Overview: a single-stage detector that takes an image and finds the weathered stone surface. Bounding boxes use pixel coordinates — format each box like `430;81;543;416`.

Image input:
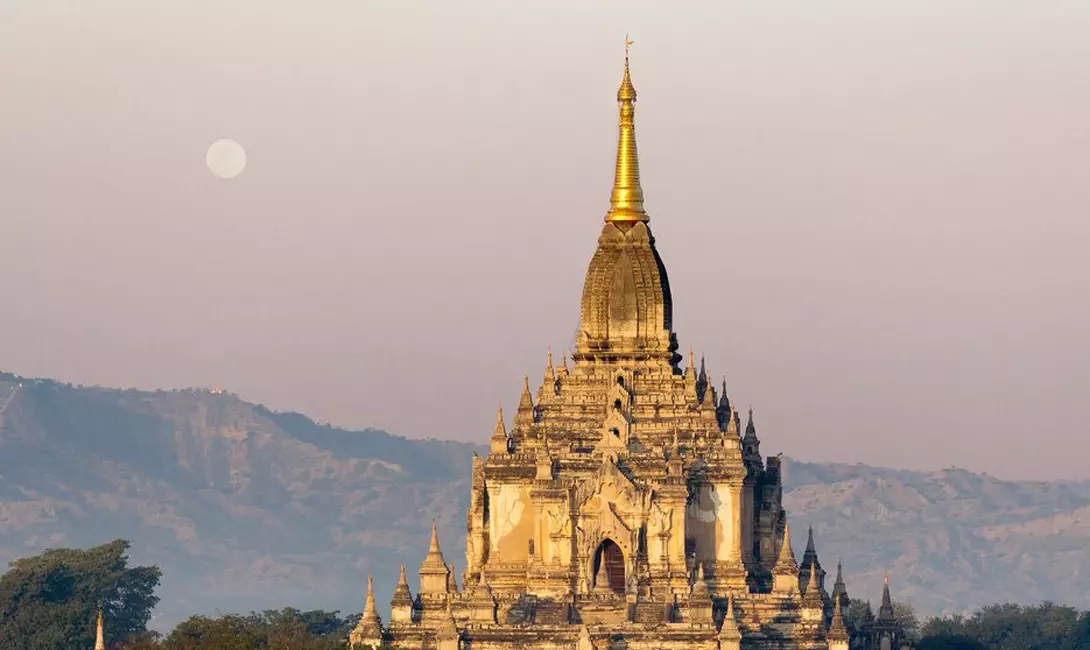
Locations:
350;57;911;650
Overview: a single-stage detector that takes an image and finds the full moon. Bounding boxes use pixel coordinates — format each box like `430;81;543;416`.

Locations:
205;139;247;179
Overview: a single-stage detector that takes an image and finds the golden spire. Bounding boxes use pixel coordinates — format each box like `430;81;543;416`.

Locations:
95;609;106;650
606;35;648;224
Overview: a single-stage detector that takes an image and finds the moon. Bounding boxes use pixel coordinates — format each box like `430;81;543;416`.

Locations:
205;139;247;179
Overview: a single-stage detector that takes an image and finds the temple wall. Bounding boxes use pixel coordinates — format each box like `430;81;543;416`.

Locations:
685;484;735;563
489;483;534;562
741;486;754;562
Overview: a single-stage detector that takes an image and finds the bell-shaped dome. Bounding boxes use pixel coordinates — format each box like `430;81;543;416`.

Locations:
577;222;675;363
573;51;678;366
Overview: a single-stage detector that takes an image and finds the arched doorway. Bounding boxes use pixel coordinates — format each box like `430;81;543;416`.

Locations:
593;539;626;595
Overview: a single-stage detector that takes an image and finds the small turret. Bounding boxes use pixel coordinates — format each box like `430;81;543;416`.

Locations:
716;378;732;430
700;379;718;423
799;524;826;594
350;575;385;648
447;563;458;593
827;596;850;650
544;347;556;383
772;519;800;595
696;355;708;402
419;522;450;595
801;563;824;621
490;404;509;455
742;407;761;456
873;574;902;650
467;568;497;623
515;375;535;430
831;559;850;610
689;563;713;625
684;348;699;402
878;573;895;622
718;595;743;650
435;603;461;650
390;564;415;623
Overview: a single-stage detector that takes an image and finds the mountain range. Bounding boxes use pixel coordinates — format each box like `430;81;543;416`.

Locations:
1;370;1088;630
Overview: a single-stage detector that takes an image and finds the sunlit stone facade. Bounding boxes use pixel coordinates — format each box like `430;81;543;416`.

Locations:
350;51;907;650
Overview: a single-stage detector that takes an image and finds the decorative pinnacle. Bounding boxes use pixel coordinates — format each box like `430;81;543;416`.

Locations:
606;37;647;223
879;572;895;621
493;404;507;436
806;563;819;593
398;564;408;586
806;524;816;553
95;609;106;650
775;520;798;571
720;594;742;640
364;575;377;615
829;596;849;639
429;521;442;554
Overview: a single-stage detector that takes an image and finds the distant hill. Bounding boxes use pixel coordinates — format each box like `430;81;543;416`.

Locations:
2;371;1089;630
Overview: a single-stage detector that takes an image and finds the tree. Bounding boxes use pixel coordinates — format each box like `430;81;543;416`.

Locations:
893;601;921;642
917;635;988;650
0;539;160;650
160;609;351;650
921;602;1087;650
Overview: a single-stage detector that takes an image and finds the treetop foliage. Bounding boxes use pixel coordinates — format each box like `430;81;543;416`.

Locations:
0;539;160;650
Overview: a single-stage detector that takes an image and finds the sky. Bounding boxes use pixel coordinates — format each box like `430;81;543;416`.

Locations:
1;1;1088;481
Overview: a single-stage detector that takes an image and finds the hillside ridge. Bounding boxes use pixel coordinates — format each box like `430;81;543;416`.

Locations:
1;370;1088;628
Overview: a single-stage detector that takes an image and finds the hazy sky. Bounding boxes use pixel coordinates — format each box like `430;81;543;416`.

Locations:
2;1;1088;480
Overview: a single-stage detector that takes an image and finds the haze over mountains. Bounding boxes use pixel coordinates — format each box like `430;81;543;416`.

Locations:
2;370;1089;630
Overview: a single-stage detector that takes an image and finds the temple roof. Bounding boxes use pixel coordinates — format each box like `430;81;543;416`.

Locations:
576;51;676;365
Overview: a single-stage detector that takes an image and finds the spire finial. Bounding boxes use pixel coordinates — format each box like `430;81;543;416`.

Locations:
829;594;849;640
775;519;797;569
606;38;647;223
430;520;442;553
365;575;377;615
879;572;896;621
806;524;816;553
95;609;106;650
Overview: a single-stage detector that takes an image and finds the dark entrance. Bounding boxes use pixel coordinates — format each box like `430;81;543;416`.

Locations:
593;539;626;595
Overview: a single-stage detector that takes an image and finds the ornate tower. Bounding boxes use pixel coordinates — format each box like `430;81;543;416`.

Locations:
357;44;880;650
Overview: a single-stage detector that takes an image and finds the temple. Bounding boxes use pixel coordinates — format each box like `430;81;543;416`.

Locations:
351;50;911;650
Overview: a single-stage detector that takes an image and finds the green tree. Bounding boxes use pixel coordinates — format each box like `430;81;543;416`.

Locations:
893;601;921;642
0;539;160;650
916;635;988;650
160;609;351;650
921;602;1087;650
